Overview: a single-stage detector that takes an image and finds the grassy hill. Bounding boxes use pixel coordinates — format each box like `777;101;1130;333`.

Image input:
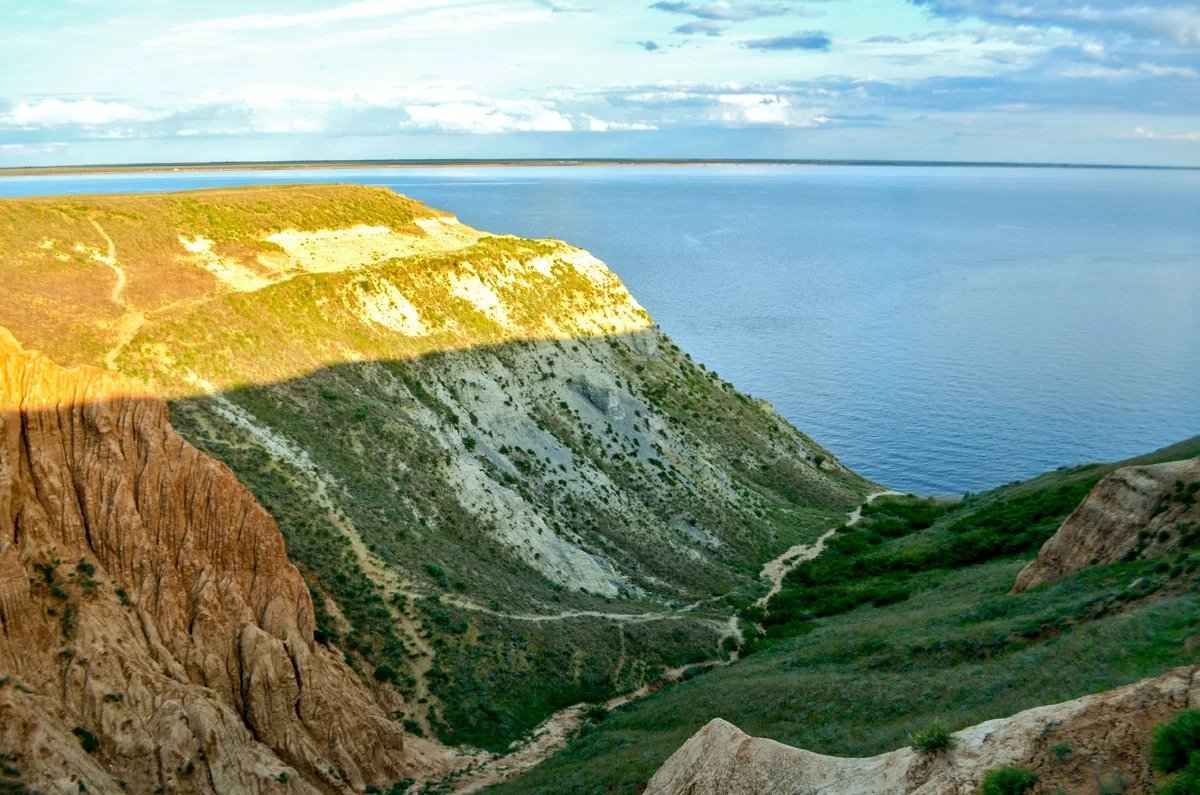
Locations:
489;436;1200;792
0;185;869;752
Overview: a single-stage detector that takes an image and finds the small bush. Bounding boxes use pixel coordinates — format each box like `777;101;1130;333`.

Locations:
1158;754;1200;795
909;720;956;754
979;765;1038;795
1152;709;1200;794
374;664;400;684
71;726;99;754
1052;742;1072;760
1151;709;1200;774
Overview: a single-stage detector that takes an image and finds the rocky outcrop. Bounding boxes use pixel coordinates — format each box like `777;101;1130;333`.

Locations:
1014;458;1200;592
646;666;1200;795
0;329;427;794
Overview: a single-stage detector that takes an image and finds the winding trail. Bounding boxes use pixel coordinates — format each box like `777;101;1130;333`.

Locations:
755;489;900;608
88;218;146;371
442;489;895;791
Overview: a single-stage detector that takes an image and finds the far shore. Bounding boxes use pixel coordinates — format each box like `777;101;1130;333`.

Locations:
2;158;1196;178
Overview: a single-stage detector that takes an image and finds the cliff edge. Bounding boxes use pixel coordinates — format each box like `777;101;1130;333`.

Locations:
0;328;429;794
1014;457;1200;592
645;666;1199;795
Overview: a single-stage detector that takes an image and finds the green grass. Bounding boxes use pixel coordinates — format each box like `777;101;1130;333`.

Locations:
487;437;1200;793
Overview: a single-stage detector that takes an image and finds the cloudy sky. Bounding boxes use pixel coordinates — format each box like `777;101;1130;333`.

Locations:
2;0;1198;166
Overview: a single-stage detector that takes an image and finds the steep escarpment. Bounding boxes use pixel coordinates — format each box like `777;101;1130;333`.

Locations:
0;185;868;751
0;329;430;794
1014;457;1200;592
645;666;1200;795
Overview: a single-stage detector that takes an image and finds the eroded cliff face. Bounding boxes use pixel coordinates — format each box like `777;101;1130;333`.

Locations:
0;185;868;750
1014;458;1200;592
645;666;1200;795
0;329;426;794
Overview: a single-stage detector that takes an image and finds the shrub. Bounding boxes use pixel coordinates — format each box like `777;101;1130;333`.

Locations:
374;664;400;684
71;726;99;754
909;720;956;754
1151;709;1200;774
1158;754;1200;795
1052;742;1072;760
1152;709;1200;794
979;766;1038;795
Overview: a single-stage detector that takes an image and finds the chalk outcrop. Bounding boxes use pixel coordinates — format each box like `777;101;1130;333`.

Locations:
1014;458;1200;592
646;666;1200;795
0;329;423;794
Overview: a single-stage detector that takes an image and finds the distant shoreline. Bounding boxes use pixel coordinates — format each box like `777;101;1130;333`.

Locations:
1;157;1197;178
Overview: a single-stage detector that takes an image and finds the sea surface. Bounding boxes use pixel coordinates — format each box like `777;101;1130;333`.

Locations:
3;165;1197;494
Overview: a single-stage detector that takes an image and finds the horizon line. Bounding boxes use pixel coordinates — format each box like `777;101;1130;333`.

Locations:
2;157;1199;178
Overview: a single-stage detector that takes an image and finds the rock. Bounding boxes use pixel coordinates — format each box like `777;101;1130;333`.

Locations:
0;329;425;793
1013;457;1200;592
645;666;1200;795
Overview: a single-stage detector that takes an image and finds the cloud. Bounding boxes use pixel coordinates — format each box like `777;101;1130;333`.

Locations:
649;1;814;21
674;20;729;36
145;2;547;49
1133;126;1200;142
909;0;1200;47
1;98;164;127
581;114;658;131
0;142;68;156
638;40;663;51
156;0;461;34
535;0;592;11
742;30;831;51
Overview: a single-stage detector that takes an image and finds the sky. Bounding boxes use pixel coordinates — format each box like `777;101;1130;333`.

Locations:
1;0;1198;166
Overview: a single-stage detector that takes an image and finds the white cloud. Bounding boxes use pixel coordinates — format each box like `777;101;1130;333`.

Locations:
716;92;830;126
1133;126;1200;142
1;98;163;127
159;0;462;34
582;114;658;131
402;98;574;133
0;142;68;155
1138;63;1199;78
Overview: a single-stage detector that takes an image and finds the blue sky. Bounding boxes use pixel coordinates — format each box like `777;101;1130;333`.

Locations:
1;0;1198;166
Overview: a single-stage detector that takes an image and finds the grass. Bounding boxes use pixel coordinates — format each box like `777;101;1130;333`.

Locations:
486;437;1200;793
4;184;860;751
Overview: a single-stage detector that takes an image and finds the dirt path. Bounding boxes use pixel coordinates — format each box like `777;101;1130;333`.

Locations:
88;218;147;371
450;659;726;793
756;489;901;608
443;492;899;791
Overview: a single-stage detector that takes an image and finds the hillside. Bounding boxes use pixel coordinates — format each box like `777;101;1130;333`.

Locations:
0;328;452;794
491;438;1200;793
0;185;868;755
646;665;1199;794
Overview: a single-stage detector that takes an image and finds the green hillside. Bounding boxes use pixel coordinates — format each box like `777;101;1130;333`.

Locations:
0;185;869;752
489;437;1200;792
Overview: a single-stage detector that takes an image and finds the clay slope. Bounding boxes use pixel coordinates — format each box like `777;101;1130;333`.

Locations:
1014;457;1200;592
646;666;1199;795
0;329;426;794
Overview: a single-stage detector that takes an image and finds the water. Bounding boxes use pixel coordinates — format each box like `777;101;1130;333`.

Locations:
2;165;1197;494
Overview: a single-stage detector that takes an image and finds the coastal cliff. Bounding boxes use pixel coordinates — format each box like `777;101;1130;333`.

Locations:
0;328;436;793
0;185;868;755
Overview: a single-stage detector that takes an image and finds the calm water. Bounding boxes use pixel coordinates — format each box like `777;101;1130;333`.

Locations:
2;165;1198;494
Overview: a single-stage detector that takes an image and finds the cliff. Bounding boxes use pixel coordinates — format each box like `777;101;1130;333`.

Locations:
1014;457;1200;592
0;329;432;794
0;185;869;750
645;666;1200;795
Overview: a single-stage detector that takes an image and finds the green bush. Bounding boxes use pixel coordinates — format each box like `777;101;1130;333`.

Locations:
1158;754;1200;795
1152;709;1200;794
71;726;99;754
979;766;1038;795
910;720;956;754
1151;709;1200;774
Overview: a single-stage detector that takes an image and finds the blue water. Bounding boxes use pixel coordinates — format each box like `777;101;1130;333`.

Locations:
2;165;1198;494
